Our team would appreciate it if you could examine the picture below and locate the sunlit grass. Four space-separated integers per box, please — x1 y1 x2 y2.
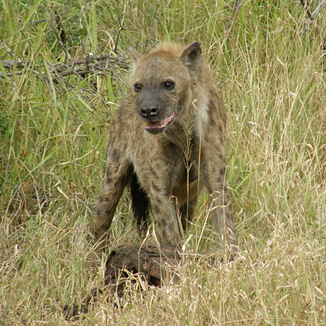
1 0 325 324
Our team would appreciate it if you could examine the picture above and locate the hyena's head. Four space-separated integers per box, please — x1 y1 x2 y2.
128 42 203 134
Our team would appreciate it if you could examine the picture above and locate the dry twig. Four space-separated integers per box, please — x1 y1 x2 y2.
0 50 130 87
299 0 326 34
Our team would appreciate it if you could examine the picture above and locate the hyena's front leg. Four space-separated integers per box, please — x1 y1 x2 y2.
139 173 181 246
150 192 182 246
94 153 132 247
137 161 183 246
178 179 199 231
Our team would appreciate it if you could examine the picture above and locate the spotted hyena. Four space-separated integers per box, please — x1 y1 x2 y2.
94 42 237 251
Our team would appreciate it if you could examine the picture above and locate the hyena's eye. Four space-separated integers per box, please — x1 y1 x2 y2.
134 84 142 92
163 81 175 90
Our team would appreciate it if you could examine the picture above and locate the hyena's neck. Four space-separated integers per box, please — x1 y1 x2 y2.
163 96 208 161
192 87 210 136
166 88 210 140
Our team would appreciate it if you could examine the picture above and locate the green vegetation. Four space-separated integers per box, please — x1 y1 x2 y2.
1 0 325 324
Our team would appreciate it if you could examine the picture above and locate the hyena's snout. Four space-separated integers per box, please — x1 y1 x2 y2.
137 99 175 134
137 92 162 120
139 105 159 118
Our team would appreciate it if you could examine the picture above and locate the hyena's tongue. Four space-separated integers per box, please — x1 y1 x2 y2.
145 113 175 130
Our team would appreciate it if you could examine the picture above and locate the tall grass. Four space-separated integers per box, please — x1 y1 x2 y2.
1 0 325 324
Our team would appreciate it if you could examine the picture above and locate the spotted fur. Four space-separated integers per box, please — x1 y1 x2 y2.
94 42 237 251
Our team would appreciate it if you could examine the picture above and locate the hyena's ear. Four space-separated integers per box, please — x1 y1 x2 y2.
128 47 142 67
180 42 203 80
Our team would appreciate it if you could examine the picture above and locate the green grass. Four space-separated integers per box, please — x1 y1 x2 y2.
1 0 325 324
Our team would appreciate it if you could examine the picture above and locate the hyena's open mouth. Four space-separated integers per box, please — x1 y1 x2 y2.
145 112 175 133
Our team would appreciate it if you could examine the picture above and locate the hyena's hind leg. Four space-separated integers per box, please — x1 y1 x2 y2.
204 165 237 253
210 184 237 250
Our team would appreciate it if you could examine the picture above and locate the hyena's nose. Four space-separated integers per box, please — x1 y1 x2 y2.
140 106 159 118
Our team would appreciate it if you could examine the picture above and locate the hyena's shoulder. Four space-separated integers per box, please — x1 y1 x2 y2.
108 95 138 129
106 96 145 150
